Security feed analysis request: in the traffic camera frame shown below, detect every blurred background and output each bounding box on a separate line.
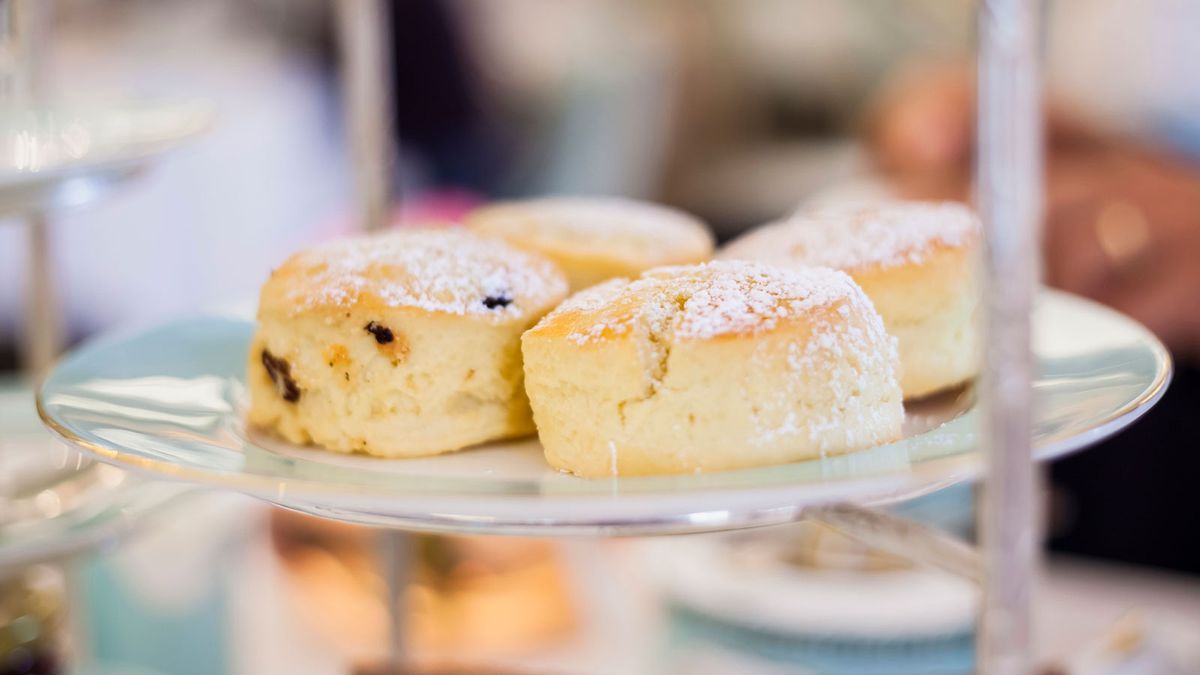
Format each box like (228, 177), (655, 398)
(3, 0), (1200, 673)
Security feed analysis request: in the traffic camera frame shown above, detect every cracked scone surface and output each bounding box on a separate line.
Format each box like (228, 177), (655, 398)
(466, 196), (714, 292)
(247, 228), (568, 458)
(720, 201), (981, 399)
(521, 260), (904, 477)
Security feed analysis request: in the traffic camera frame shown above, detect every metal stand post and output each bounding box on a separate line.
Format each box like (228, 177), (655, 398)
(336, 2), (407, 668)
(2, 0), (61, 382)
(977, 1), (1044, 672)
(376, 529), (412, 669)
(334, 0), (394, 233)
(22, 213), (62, 380)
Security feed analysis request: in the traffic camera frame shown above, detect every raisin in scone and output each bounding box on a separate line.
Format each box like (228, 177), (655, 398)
(248, 228), (568, 457)
(465, 196), (714, 292)
(720, 201), (981, 399)
(521, 260), (903, 477)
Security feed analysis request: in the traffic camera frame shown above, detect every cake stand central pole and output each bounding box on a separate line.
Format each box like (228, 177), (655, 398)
(335, 0), (394, 234)
(376, 529), (412, 668)
(2, 0), (61, 381)
(336, 0), (409, 667)
(976, 0), (1044, 672)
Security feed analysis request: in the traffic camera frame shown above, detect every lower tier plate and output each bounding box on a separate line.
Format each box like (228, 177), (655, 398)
(37, 291), (1169, 536)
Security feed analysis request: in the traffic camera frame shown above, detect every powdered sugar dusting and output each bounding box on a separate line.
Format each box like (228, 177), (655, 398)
(720, 201), (979, 272)
(550, 279), (633, 345)
(748, 279), (902, 449)
(551, 260), (870, 344)
(669, 264), (860, 340)
(278, 228), (567, 318)
(555, 278), (631, 316)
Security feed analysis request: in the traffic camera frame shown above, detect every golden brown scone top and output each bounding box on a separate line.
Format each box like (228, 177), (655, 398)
(466, 196), (714, 268)
(719, 201), (981, 276)
(525, 260), (877, 345)
(258, 227), (568, 321)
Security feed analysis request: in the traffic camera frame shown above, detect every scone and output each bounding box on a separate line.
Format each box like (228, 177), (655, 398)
(248, 228), (568, 457)
(465, 196), (714, 291)
(720, 201), (981, 399)
(521, 260), (903, 477)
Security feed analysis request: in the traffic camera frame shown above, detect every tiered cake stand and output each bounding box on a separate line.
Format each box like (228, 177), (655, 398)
(32, 1), (1171, 673)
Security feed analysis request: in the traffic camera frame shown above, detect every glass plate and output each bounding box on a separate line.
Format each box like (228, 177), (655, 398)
(0, 101), (214, 214)
(0, 380), (186, 568)
(37, 291), (1170, 536)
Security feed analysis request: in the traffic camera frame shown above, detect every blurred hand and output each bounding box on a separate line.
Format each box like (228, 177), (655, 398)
(866, 64), (1200, 358)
